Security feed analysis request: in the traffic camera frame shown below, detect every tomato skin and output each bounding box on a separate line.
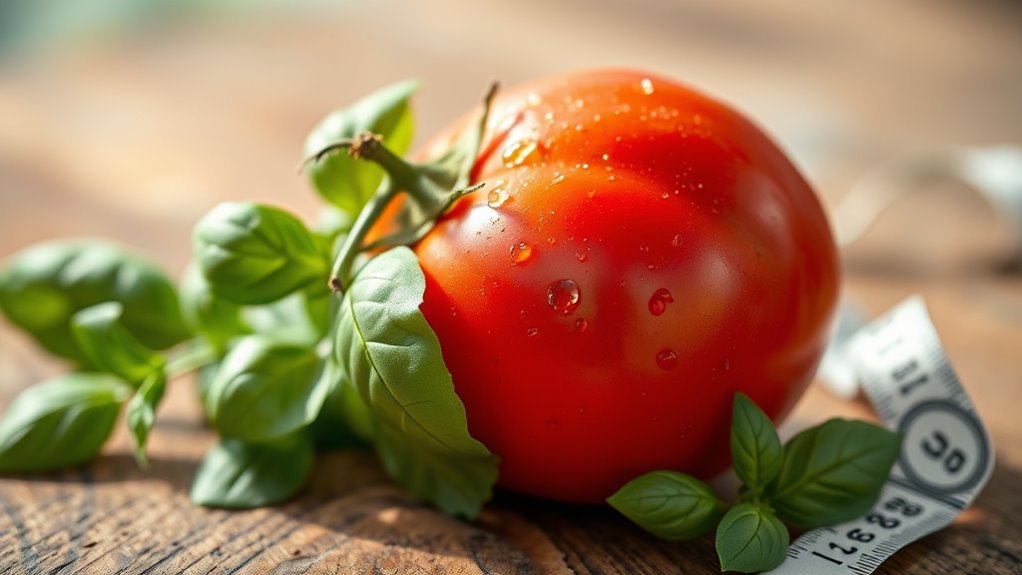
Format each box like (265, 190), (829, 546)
(414, 70), (839, 503)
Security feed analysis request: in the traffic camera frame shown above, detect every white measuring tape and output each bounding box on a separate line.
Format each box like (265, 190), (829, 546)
(766, 296), (995, 574)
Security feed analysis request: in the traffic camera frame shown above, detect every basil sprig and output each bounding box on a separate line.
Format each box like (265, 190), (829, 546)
(0, 80), (497, 516)
(608, 393), (902, 573)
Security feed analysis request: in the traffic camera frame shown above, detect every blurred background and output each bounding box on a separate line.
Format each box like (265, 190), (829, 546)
(1, 0), (1021, 436)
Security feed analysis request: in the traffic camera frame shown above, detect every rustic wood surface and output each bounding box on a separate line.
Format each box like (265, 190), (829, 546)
(1, 0), (1021, 573)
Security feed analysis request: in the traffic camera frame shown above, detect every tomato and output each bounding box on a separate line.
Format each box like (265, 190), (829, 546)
(412, 70), (839, 503)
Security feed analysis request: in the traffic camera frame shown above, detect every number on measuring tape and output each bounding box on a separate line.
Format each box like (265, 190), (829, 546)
(765, 296), (994, 575)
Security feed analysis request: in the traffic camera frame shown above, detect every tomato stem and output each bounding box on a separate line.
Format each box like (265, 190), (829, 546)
(308, 83), (500, 293)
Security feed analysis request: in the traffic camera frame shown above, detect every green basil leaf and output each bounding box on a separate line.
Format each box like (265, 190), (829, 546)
(334, 246), (497, 517)
(767, 419), (902, 528)
(715, 503), (789, 573)
(205, 335), (329, 443)
(607, 470), (724, 541)
(310, 357), (372, 450)
(0, 240), (190, 364)
(180, 262), (250, 352)
(0, 373), (130, 472)
(375, 423), (497, 518)
(126, 371), (166, 468)
(194, 202), (329, 305)
(71, 302), (165, 385)
(195, 361), (219, 408)
(304, 80), (417, 216)
(190, 433), (313, 508)
(731, 392), (783, 493)
(242, 289), (329, 346)
(314, 206), (355, 240)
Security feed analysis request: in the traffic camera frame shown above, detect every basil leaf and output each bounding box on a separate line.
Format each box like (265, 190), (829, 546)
(0, 373), (130, 472)
(607, 470), (724, 541)
(205, 336), (329, 443)
(310, 357), (372, 450)
(715, 503), (789, 573)
(731, 392), (783, 493)
(767, 419), (902, 528)
(195, 361), (219, 407)
(242, 290), (329, 346)
(304, 80), (417, 216)
(71, 302), (165, 385)
(334, 246), (497, 517)
(194, 202), (329, 305)
(0, 240), (190, 364)
(180, 262), (249, 353)
(126, 371), (166, 468)
(190, 433), (313, 508)
(375, 423), (497, 518)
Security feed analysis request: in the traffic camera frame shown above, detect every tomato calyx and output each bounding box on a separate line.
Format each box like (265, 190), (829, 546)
(302, 83), (499, 293)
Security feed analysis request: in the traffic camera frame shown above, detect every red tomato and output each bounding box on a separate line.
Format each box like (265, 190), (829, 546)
(414, 70), (839, 503)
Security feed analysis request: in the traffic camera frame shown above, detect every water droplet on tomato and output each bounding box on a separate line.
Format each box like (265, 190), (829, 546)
(721, 357), (731, 371)
(648, 288), (674, 316)
(546, 236), (557, 245)
(647, 264), (657, 271)
(526, 327), (540, 337)
(487, 187), (509, 208)
(672, 233), (683, 247)
(576, 252), (588, 262)
(656, 348), (678, 370)
(546, 418), (560, 431)
(502, 138), (540, 167)
(660, 192), (670, 200)
(602, 153), (610, 161)
(641, 78), (655, 95)
(547, 279), (581, 314)
(551, 172), (565, 185)
(574, 318), (589, 332)
(511, 242), (533, 264)
(519, 309), (528, 320)
(639, 245), (650, 253)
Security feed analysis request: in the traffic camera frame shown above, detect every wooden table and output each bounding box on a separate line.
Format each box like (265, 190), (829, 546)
(1, 0), (1021, 572)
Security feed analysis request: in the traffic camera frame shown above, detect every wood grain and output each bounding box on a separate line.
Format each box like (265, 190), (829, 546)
(1, 0), (1021, 572)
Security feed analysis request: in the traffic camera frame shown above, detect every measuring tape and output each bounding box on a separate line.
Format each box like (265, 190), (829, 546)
(766, 296), (995, 574)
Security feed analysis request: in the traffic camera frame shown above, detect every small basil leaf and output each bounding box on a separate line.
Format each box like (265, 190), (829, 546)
(242, 290), (328, 346)
(180, 262), (249, 352)
(126, 371), (166, 468)
(71, 302), (165, 385)
(607, 470), (724, 541)
(314, 206), (355, 240)
(731, 392), (783, 492)
(767, 419), (902, 528)
(195, 361), (219, 408)
(334, 246), (498, 517)
(715, 503), (789, 573)
(310, 357), (372, 450)
(205, 336), (328, 443)
(194, 202), (329, 305)
(0, 240), (190, 364)
(0, 373), (130, 472)
(190, 433), (313, 508)
(304, 80), (418, 216)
